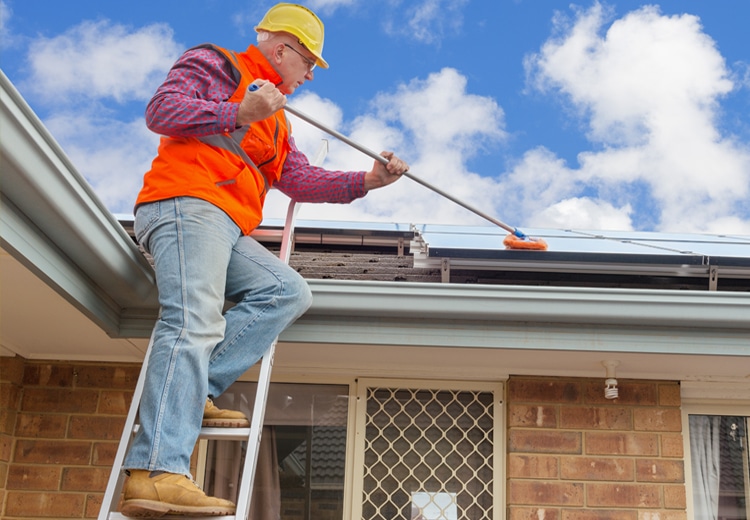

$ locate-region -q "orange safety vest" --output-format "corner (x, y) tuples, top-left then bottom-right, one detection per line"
(135, 44), (291, 235)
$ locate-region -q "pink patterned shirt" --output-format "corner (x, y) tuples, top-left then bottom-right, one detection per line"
(145, 47), (367, 203)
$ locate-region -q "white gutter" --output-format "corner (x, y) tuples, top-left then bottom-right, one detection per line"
(280, 279), (750, 356)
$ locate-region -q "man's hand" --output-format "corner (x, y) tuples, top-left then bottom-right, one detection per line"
(236, 80), (286, 127)
(364, 151), (409, 191)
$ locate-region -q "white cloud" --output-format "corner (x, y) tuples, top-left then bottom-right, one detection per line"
(15, 19), (182, 214)
(384, 0), (468, 44)
(530, 197), (633, 231)
(307, 0), (359, 14)
(44, 111), (161, 214)
(0, 0), (15, 49)
(264, 68), (507, 226)
(521, 2), (750, 233)
(25, 20), (182, 104)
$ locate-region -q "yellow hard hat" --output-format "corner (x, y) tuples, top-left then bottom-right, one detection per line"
(255, 3), (329, 69)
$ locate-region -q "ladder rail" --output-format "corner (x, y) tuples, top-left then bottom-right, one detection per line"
(234, 140), (325, 517)
(98, 330), (156, 519)
(234, 197), (300, 519)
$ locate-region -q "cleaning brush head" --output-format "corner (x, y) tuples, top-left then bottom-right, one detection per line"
(503, 233), (548, 251)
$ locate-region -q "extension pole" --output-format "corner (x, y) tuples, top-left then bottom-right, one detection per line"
(284, 104), (522, 237)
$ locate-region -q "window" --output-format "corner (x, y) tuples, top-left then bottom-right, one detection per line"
(204, 382), (350, 520)
(689, 415), (750, 520)
(199, 379), (504, 519)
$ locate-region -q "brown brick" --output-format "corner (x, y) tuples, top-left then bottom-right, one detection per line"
(510, 430), (582, 454)
(638, 512), (687, 520)
(509, 379), (582, 404)
(99, 390), (133, 414)
(0, 407), (15, 435)
(634, 408), (682, 432)
(0, 432), (12, 462)
(0, 356), (26, 384)
(587, 483), (661, 508)
(6, 464), (62, 490)
(509, 481), (584, 506)
(0, 460), (7, 487)
(658, 384), (681, 407)
(636, 459), (684, 483)
(664, 484), (686, 509)
(5, 490), (85, 517)
(562, 510), (637, 520)
(560, 457), (634, 481)
(93, 441), (119, 466)
(509, 507), (561, 520)
(86, 493), (104, 518)
(508, 454), (559, 479)
(75, 364), (140, 389)
(15, 412), (68, 438)
(586, 432), (658, 456)
(510, 405), (558, 428)
(22, 387), (99, 414)
(14, 439), (92, 464)
(660, 433), (684, 458)
(0, 382), (21, 409)
(584, 381), (658, 406)
(61, 466), (110, 492)
(23, 363), (75, 387)
(69, 415), (125, 440)
(560, 406), (632, 430)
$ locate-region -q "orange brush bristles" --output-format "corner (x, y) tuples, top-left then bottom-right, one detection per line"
(503, 234), (549, 251)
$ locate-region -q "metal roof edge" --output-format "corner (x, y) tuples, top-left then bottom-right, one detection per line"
(0, 70), (158, 336)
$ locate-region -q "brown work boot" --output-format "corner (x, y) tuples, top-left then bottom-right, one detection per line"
(202, 398), (250, 428)
(120, 470), (235, 517)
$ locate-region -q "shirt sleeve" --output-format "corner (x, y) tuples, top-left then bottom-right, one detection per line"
(274, 137), (368, 203)
(145, 48), (239, 137)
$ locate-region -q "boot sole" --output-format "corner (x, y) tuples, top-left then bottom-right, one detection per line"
(121, 498), (235, 517)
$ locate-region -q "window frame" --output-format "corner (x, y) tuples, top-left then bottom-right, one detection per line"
(681, 382), (750, 520)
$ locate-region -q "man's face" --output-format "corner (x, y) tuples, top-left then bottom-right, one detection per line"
(276, 40), (316, 94)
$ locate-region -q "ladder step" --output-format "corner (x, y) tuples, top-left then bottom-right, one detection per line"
(130, 424), (251, 441)
(108, 514), (238, 520)
(199, 426), (251, 440)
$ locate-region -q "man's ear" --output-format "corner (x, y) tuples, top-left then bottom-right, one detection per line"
(272, 42), (285, 64)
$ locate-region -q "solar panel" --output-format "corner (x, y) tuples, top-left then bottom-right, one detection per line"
(412, 225), (750, 267)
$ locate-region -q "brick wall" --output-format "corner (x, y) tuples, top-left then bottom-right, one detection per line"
(506, 375), (686, 520)
(1, 358), (689, 519)
(0, 356), (139, 520)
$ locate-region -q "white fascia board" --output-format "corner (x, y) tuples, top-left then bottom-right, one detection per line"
(279, 279), (750, 356)
(304, 279), (750, 329)
(0, 71), (158, 336)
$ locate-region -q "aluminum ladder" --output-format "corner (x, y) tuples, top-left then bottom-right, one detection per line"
(100, 143), (326, 520)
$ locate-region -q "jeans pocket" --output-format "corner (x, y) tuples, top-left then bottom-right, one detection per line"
(134, 202), (161, 252)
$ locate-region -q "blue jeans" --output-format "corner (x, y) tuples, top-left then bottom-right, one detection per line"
(123, 197), (312, 475)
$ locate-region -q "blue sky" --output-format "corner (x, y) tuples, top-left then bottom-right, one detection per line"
(2, 0), (749, 234)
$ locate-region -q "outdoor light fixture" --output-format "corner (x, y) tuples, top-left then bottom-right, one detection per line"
(602, 360), (620, 399)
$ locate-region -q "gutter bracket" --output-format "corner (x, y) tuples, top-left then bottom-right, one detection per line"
(708, 265), (718, 291)
(441, 257), (451, 283)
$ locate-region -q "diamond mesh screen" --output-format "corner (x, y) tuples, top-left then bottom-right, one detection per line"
(361, 387), (494, 519)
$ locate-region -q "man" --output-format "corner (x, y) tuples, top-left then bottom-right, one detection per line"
(120, 3), (408, 517)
